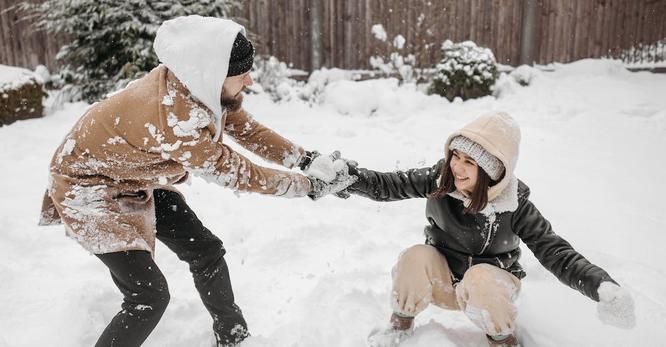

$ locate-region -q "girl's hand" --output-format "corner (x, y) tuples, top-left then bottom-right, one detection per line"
(301, 151), (343, 183)
(596, 281), (636, 329)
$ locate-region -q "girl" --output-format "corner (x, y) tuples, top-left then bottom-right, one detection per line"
(347, 112), (635, 347)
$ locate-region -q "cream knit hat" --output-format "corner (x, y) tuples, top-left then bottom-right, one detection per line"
(449, 135), (505, 180)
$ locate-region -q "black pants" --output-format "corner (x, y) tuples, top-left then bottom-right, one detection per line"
(94, 189), (248, 347)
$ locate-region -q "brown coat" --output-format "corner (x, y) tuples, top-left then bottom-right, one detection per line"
(40, 65), (310, 254)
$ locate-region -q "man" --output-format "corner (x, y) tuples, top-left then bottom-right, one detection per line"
(39, 16), (354, 346)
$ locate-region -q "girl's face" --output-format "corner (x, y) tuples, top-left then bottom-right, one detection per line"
(450, 149), (479, 195)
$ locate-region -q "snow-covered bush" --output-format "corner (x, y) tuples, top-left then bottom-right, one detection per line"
(509, 64), (540, 86)
(368, 24), (416, 83)
(429, 40), (498, 101)
(19, 0), (240, 102)
(612, 39), (666, 67)
(252, 55), (303, 102)
(299, 68), (355, 104)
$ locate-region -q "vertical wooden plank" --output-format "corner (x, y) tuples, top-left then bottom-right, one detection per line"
(579, 0), (592, 60)
(498, 1), (508, 64)
(570, 0), (580, 61)
(563, 0), (574, 62)
(547, 0), (557, 63)
(362, 0), (368, 65)
(508, 1), (525, 66)
(469, 0), (477, 42)
(634, 0), (643, 61)
(558, 0), (568, 62)
(486, 0), (494, 60)
(622, 0), (634, 57)
(328, 0), (335, 67)
(587, 0), (596, 59)
(602, 0), (612, 57)
(609, 0), (621, 57)
(539, 0), (549, 64)
(537, 0), (547, 64)
(596, 0), (609, 57)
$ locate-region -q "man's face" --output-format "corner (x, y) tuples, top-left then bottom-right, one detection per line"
(220, 71), (253, 112)
(221, 72), (253, 112)
(222, 72), (253, 98)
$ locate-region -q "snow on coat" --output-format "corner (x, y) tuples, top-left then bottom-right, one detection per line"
(40, 50), (310, 254)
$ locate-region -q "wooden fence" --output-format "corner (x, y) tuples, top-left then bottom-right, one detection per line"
(2, 0), (665, 72)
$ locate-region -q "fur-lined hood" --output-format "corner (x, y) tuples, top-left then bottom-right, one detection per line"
(444, 112), (521, 204)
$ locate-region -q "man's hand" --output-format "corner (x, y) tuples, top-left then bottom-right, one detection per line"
(596, 281), (636, 329)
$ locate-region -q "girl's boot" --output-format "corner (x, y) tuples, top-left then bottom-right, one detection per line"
(366, 313), (414, 347)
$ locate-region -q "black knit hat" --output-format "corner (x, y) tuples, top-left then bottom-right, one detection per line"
(228, 32), (255, 76)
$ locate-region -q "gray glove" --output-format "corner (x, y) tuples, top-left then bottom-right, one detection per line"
(307, 160), (358, 200)
(333, 160), (359, 199)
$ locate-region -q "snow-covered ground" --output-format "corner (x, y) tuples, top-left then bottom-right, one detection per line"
(1, 59), (665, 346)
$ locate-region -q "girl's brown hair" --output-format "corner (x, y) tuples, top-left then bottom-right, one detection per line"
(429, 149), (493, 214)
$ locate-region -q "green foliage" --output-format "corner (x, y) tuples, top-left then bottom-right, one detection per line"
(429, 40), (498, 101)
(20, 0), (240, 102)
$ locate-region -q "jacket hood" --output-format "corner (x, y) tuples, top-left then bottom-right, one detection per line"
(444, 112), (521, 202)
(153, 15), (246, 138)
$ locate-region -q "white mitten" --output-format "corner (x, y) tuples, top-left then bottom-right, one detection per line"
(596, 281), (636, 329)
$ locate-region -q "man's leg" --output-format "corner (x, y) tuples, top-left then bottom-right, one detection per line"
(95, 250), (170, 347)
(154, 189), (248, 346)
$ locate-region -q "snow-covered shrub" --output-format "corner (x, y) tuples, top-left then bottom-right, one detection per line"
(0, 65), (45, 126)
(509, 64), (540, 86)
(492, 64), (543, 97)
(299, 68), (355, 104)
(368, 24), (416, 83)
(429, 40), (498, 101)
(18, 0), (240, 103)
(252, 56), (301, 102)
(612, 39), (666, 67)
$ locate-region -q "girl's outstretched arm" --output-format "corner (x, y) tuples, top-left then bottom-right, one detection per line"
(347, 159), (444, 201)
(512, 183), (617, 301)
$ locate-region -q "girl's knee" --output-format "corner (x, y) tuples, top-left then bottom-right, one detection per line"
(461, 264), (520, 294)
(461, 264), (503, 284)
(397, 244), (441, 266)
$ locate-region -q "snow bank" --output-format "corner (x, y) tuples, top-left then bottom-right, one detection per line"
(1, 59), (665, 346)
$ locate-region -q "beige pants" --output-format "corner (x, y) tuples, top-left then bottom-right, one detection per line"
(391, 245), (521, 336)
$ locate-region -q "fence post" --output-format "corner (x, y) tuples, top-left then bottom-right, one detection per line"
(519, 0), (538, 65)
(309, 0), (323, 70)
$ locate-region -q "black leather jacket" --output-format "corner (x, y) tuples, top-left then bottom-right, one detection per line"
(348, 159), (616, 301)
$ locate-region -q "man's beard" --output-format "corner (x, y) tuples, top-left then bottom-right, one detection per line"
(220, 90), (244, 112)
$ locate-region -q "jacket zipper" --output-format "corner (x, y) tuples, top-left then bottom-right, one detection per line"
(479, 217), (496, 254)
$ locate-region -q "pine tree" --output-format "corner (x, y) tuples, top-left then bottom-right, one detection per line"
(20, 0), (241, 102)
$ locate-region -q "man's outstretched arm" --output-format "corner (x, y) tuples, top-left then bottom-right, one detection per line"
(224, 108), (306, 169)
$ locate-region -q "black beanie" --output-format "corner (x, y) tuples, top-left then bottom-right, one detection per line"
(228, 32), (254, 76)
